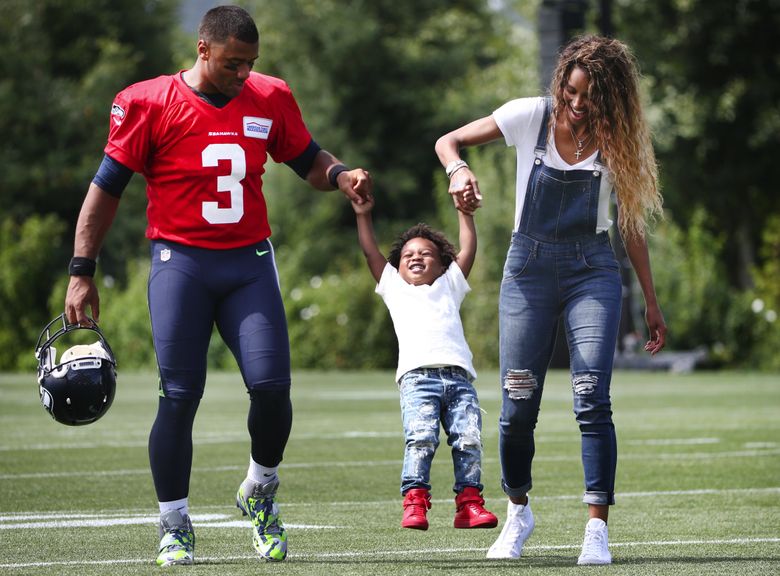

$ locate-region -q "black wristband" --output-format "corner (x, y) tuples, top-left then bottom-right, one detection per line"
(328, 164), (349, 189)
(68, 257), (97, 277)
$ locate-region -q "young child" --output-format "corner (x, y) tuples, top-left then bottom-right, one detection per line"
(352, 195), (497, 531)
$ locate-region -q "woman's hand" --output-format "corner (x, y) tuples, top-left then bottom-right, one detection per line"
(448, 168), (482, 214)
(644, 303), (667, 355)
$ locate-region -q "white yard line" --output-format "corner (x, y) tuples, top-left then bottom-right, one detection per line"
(2, 446), (779, 481)
(0, 511), (337, 530)
(0, 430), (404, 451)
(1, 487), (778, 521)
(5, 435), (777, 453)
(626, 437), (721, 445)
(1, 538), (778, 569)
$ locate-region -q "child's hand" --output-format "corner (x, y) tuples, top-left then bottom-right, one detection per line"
(449, 168), (482, 214)
(456, 184), (481, 215)
(351, 194), (374, 215)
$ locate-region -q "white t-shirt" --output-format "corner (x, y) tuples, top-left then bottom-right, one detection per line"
(492, 96), (614, 233)
(376, 261), (476, 383)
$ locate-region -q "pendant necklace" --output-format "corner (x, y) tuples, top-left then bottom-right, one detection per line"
(568, 124), (591, 160)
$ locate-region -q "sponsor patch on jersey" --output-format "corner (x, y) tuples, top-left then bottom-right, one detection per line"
(243, 117), (272, 139)
(111, 103), (126, 126)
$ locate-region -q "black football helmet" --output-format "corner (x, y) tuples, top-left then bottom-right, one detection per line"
(34, 313), (117, 426)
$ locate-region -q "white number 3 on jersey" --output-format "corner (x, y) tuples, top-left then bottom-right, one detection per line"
(201, 143), (246, 224)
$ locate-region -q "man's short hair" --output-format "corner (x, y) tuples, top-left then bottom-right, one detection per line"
(199, 5), (259, 44)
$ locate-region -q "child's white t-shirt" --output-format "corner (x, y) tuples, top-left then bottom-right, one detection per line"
(376, 261), (476, 383)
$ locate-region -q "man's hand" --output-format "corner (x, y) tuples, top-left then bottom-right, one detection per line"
(337, 168), (373, 205)
(65, 276), (100, 326)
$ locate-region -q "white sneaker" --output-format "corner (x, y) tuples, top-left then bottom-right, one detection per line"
(577, 518), (612, 565)
(486, 499), (535, 559)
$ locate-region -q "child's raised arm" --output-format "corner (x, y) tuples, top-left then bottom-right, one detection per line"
(455, 210), (477, 279)
(352, 197), (387, 282)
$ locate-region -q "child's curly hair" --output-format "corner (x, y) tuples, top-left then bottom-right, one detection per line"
(387, 223), (457, 269)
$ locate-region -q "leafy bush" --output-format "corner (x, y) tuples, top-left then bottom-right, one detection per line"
(283, 262), (397, 370)
(649, 209), (780, 370)
(1, 214), (67, 371)
(722, 216), (780, 370)
(649, 208), (734, 355)
(97, 259), (157, 369)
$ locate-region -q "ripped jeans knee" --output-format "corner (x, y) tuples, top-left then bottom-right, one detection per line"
(572, 373), (599, 396)
(503, 369), (539, 400)
(571, 371), (613, 426)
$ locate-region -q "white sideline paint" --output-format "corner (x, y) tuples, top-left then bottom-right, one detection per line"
(744, 442), (779, 449)
(626, 437), (720, 445)
(0, 435), (746, 452)
(3, 445), (780, 481)
(0, 511), (337, 530)
(0, 430), (403, 452)
(1, 487), (778, 526)
(1, 538), (779, 569)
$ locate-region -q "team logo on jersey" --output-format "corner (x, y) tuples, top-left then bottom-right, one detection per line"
(243, 117), (272, 140)
(111, 103), (126, 126)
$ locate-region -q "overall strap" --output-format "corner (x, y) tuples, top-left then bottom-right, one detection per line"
(533, 97), (552, 159)
(594, 149), (605, 172)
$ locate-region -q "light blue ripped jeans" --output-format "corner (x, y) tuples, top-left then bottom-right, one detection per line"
(398, 366), (484, 495)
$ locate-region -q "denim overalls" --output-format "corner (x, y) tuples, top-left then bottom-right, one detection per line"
(498, 99), (622, 506)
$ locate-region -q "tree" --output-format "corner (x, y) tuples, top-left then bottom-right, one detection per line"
(235, 0), (540, 370)
(0, 0), (178, 274)
(246, 0), (521, 222)
(0, 0), (545, 370)
(615, 0), (780, 290)
(0, 0), (178, 368)
(0, 215), (66, 370)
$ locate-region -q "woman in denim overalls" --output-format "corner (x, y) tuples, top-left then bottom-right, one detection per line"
(435, 35), (666, 565)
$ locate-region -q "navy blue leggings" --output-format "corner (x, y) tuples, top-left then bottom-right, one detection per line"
(149, 389), (292, 501)
(146, 239), (292, 501)
(148, 238), (291, 399)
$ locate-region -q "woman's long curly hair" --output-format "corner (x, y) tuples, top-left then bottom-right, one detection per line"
(387, 223), (457, 269)
(550, 35), (663, 240)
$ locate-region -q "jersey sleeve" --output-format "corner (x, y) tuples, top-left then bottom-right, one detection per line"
(103, 88), (155, 174)
(266, 82), (313, 165)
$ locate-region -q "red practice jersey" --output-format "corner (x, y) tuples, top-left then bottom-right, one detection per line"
(105, 71), (312, 249)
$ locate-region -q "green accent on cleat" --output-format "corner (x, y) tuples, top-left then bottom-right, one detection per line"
(236, 478), (288, 561)
(156, 510), (195, 566)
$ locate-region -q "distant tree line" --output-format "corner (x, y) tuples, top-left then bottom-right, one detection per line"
(1, 0), (777, 372)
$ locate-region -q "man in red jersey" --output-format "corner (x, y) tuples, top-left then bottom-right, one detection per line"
(64, 5), (371, 566)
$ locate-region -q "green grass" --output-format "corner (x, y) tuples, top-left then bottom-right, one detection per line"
(1, 370), (778, 575)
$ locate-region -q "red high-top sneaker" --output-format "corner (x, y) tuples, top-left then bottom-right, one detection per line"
(402, 488), (431, 530)
(453, 487), (498, 529)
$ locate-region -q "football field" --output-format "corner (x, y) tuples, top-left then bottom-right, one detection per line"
(1, 370), (778, 575)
